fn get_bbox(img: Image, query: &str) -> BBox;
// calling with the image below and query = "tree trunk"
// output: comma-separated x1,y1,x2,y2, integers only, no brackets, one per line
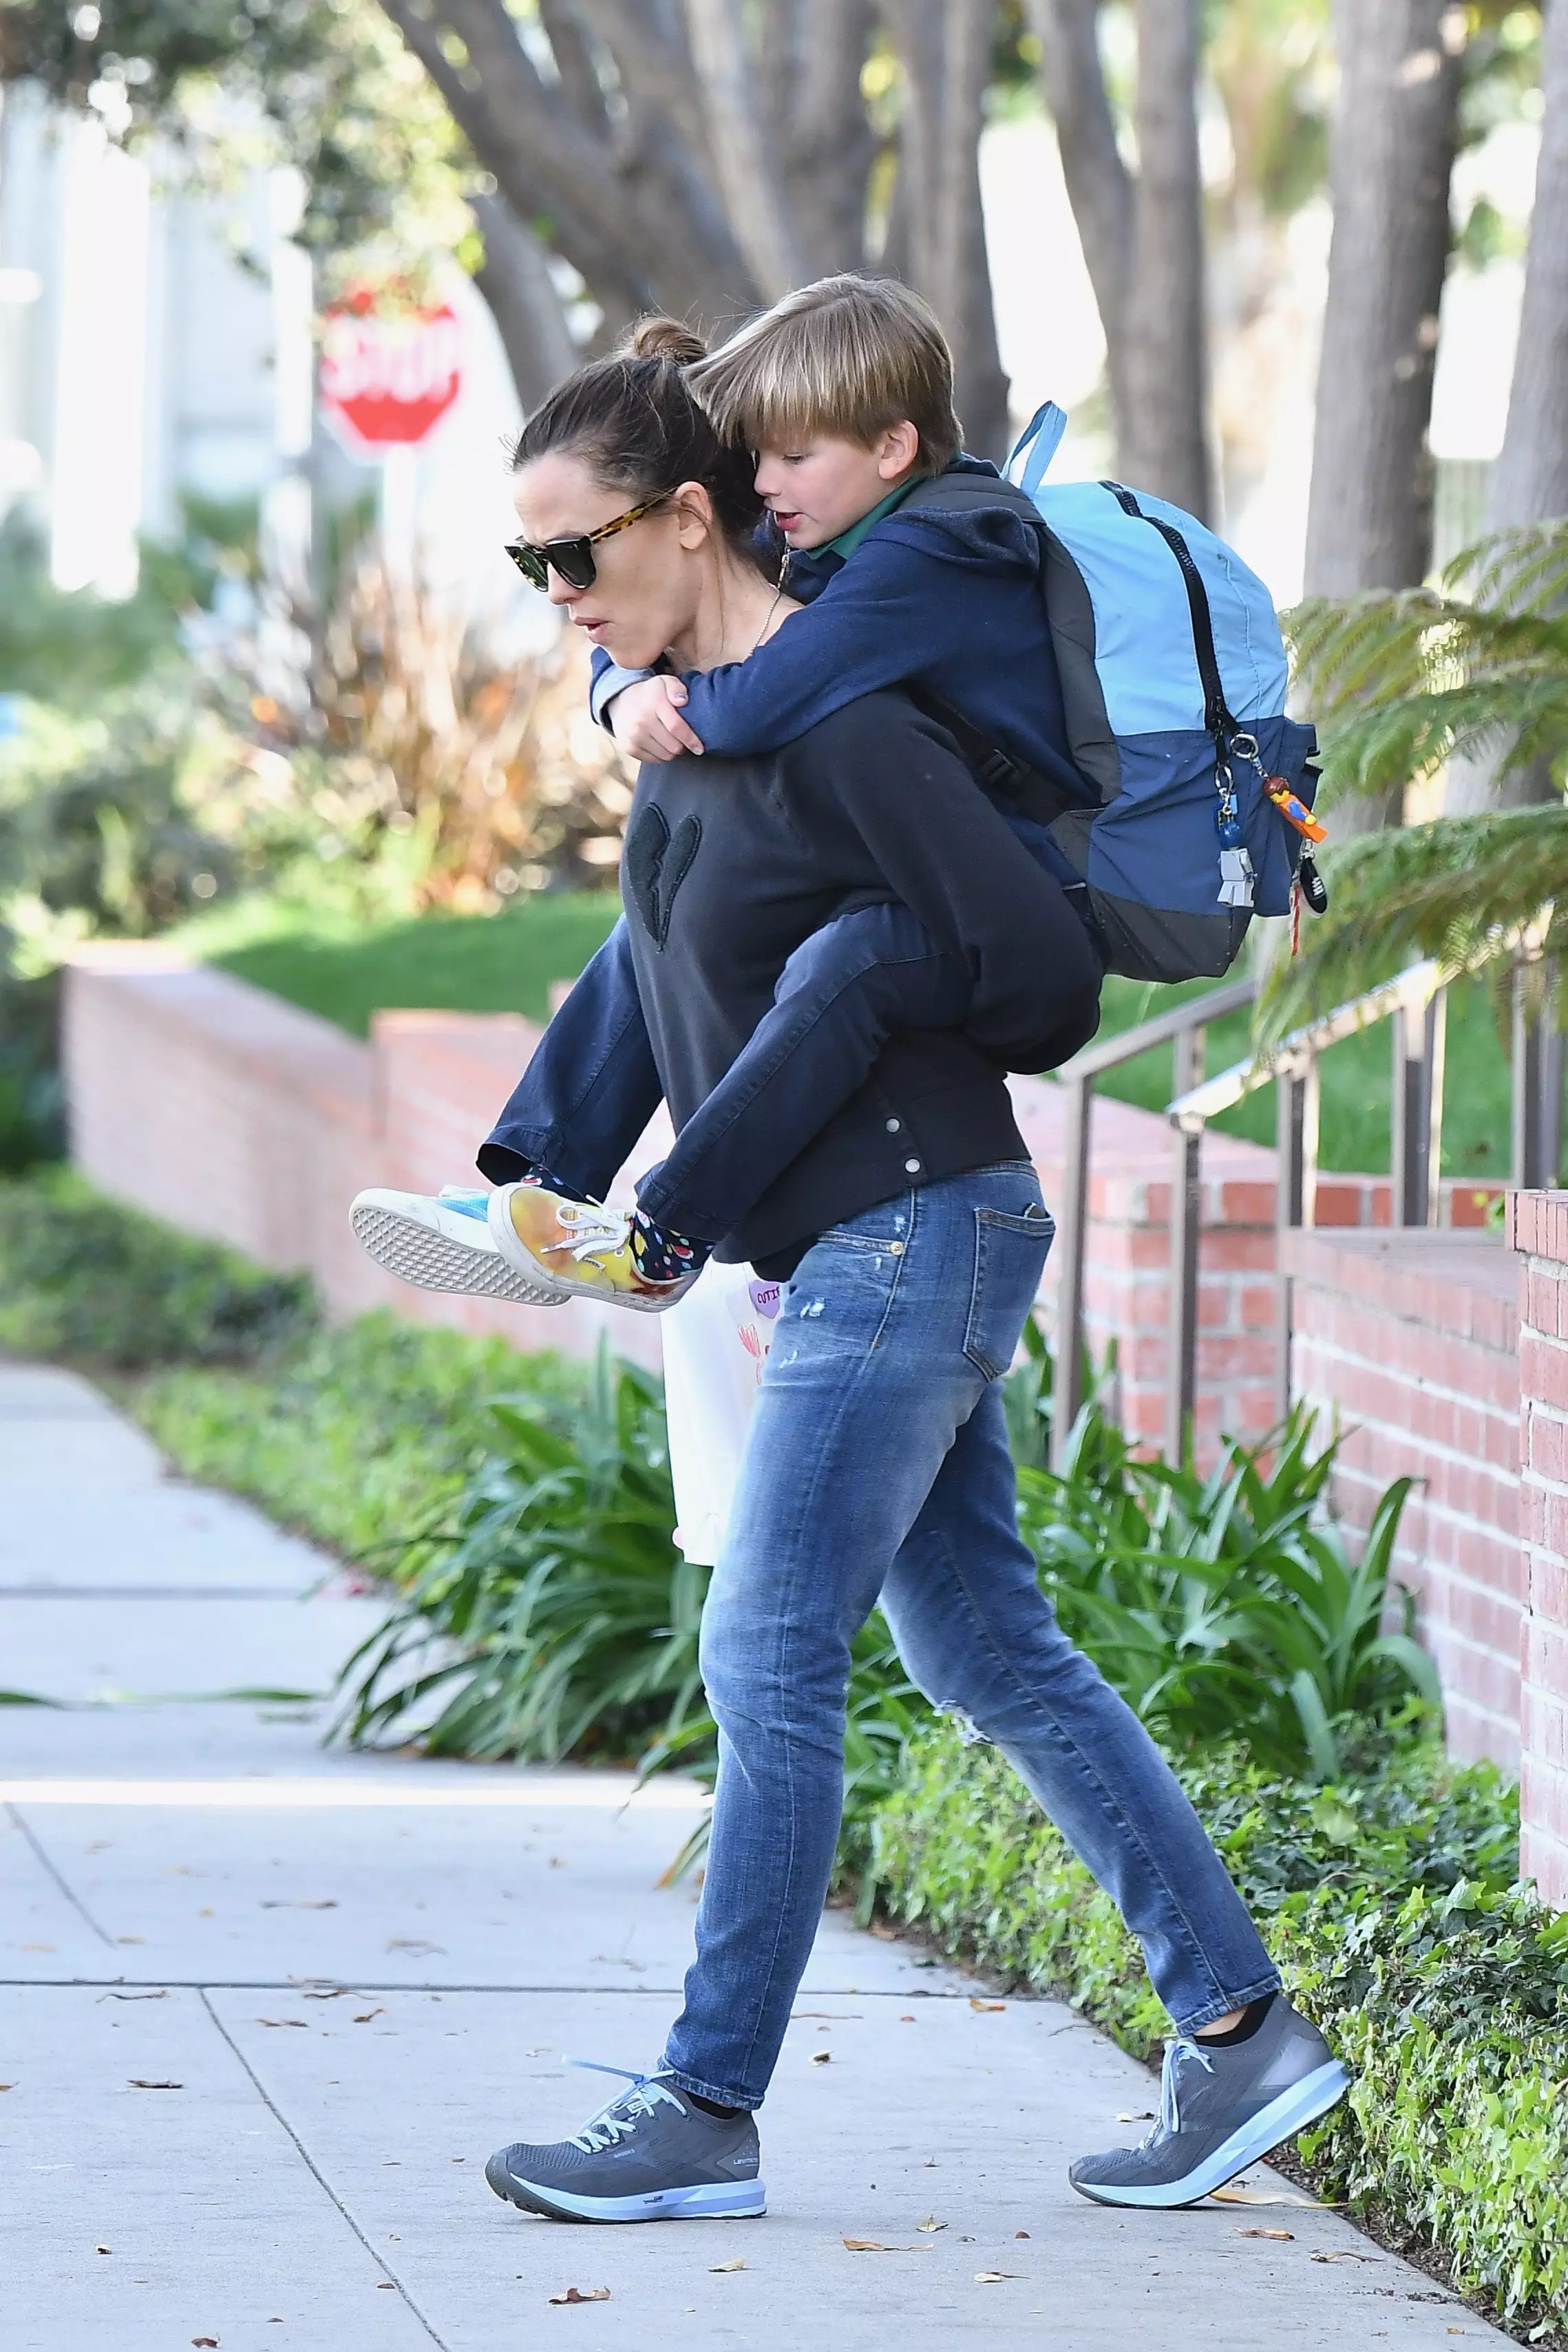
761,0,878,279
1028,0,1132,436
1122,0,1211,517
1030,0,1209,509
1445,0,1568,817
469,190,579,415
1304,0,1465,598
884,0,1012,459
684,0,809,297
1490,0,1568,530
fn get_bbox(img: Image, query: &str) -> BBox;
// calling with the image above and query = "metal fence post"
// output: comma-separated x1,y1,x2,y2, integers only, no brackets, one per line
1513,954,1564,1190
1050,1074,1092,1473
1164,1024,1205,1465
1391,982,1446,1226
1275,1054,1320,1422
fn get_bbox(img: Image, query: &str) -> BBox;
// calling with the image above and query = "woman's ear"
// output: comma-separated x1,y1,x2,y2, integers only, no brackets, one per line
671,481,717,550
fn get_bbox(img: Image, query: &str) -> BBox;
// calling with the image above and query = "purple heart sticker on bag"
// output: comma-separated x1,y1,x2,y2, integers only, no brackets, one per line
748,1280,782,1320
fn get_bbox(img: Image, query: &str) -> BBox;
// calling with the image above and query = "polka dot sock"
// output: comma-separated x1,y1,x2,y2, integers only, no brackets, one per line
628,1209,712,1287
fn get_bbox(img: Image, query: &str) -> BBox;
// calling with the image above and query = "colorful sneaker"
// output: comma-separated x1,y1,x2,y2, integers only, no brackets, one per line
486,2060,765,2225
490,1184,701,1314
348,1185,568,1307
1068,1995,1350,2209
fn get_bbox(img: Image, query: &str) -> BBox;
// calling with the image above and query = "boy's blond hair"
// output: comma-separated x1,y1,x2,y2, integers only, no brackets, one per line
690,275,962,472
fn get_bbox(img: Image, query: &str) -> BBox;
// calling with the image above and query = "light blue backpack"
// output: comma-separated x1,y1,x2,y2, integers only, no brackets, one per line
911,401,1322,984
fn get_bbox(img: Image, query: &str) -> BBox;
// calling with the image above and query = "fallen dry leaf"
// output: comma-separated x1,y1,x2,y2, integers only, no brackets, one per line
1116,2110,1156,2123
868,1924,898,1940
900,2013,915,2022
353,2011,385,2025
974,2271,1020,2283
259,1899,337,1910
95,2245,110,2254
100,1990,167,2002
1311,2250,1375,2265
842,2238,931,2254
916,2216,946,2234
257,2019,308,2030
1209,2186,1326,2209
709,2257,746,2273
128,2079,182,2090
1015,2230,1030,2240
968,1998,1006,2013
1236,2227,1295,2241
547,2287,610,2305
809,2050,832,2064
192,2338,219,2347
0,2084,12,2092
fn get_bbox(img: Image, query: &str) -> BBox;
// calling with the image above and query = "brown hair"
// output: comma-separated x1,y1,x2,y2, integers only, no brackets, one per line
690,275,962,472
511,319,769,566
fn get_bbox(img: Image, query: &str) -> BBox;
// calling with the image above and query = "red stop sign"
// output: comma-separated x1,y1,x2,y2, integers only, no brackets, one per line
319,303,461,454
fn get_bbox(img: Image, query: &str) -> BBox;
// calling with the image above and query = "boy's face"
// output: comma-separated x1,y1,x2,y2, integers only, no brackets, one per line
754,422,922,550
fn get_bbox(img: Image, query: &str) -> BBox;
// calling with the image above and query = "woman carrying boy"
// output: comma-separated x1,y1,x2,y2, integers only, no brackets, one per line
352,285,1348,2221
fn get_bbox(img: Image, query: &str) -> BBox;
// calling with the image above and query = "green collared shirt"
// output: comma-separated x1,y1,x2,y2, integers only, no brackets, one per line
823,474,927,561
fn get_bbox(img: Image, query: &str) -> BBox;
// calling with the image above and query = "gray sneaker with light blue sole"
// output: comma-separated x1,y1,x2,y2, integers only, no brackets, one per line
486,2060,765,2225
1069,1995,1350,2209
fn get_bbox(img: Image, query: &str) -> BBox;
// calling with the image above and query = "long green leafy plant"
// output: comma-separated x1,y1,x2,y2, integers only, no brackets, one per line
1018,1401,1440,1779
1265,520,1568,1032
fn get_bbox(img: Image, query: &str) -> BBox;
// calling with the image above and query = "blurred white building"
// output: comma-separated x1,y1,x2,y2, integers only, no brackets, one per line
0,83,529,628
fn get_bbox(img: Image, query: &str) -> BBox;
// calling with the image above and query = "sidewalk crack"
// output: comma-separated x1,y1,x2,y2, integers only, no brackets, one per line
6,1801,116,1947
197,1989,450,2351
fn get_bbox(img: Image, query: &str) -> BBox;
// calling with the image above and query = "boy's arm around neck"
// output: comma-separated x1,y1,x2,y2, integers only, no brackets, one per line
675,522,1034,758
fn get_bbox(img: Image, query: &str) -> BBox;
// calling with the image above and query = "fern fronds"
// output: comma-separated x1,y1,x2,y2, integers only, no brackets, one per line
1284,520,1568,810
1256,803,1568,1041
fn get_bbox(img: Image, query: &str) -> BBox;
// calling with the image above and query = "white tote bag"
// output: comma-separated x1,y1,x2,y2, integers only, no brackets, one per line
660,1262,783,1565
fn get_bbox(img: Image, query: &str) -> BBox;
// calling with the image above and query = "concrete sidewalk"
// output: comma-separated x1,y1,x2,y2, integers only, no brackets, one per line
1,1362,1501,2351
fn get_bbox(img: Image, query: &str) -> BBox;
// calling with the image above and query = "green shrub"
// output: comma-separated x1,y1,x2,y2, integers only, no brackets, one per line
137,1312,584,1570
0,1168,312,1368
869,1719,1565,2339
335,1347,698,1759
1020,1402,1439,1779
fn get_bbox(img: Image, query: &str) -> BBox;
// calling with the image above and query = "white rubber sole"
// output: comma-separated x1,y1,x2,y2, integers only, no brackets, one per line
349,1189,566,1308
1069,2059,1351,2210
500,2174,766,2224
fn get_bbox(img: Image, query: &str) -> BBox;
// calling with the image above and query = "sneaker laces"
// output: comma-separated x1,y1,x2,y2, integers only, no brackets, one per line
564,2057,684,2152
1151,2035,1215,2141
537,1200,631,1267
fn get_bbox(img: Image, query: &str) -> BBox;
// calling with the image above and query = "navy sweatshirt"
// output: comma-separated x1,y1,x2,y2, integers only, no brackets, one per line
619,694,1101,1268
589,456,1096,812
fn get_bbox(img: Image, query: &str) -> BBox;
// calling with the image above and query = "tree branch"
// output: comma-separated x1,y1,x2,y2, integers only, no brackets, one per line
469,186,580,414
1027,0,1133,421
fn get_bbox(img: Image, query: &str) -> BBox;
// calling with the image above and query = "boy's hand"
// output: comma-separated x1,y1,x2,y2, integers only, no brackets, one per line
608,675,706,761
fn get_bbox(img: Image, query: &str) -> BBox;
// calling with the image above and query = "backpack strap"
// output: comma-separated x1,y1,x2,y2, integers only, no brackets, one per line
907,688,1078,830
1100,483,1243,751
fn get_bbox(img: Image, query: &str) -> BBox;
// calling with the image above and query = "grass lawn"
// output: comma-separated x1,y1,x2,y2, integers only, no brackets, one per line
185,893,1513,1179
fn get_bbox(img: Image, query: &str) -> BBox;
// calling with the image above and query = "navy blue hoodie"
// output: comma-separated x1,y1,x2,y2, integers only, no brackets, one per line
588,456,1096,813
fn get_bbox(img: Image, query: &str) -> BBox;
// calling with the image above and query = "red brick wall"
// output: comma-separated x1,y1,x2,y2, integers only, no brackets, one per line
1511,1190,1568,1908
1286,1228,1522,1767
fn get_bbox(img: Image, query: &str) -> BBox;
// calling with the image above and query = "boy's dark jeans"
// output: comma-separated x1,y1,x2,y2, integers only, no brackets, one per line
478,904,977,1240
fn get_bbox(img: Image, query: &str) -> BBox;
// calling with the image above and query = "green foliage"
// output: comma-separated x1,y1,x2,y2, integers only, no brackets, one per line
1274,523,1568,1027
1019,1404,1440,1778
335,1347,695,1761
869,1721,1565,2336
0,1168,312,1368
138,1313,582,1569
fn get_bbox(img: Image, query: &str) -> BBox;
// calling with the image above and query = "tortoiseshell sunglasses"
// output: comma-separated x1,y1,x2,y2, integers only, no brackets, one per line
504,491,671,591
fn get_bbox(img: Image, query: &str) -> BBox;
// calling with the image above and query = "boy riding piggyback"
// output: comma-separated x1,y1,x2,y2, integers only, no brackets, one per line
352,277,1104,1308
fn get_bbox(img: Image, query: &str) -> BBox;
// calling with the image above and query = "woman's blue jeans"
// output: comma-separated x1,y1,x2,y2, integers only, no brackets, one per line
659,1161,1279,2110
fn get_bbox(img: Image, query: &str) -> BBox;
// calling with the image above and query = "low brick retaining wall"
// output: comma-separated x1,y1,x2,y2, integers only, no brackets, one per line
60,943,1568,1899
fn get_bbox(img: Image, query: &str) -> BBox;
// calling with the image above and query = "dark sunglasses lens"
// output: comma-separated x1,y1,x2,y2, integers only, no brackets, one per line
546,539,597,591
505,542,549,591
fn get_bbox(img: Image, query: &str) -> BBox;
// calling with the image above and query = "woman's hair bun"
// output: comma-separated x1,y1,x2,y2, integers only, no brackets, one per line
630,316,708,366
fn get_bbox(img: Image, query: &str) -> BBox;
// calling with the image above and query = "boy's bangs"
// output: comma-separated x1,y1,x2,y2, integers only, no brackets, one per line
695,322,898,455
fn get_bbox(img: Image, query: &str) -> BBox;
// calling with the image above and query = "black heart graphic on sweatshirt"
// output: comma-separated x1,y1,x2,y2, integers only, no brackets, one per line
625,804,702,949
